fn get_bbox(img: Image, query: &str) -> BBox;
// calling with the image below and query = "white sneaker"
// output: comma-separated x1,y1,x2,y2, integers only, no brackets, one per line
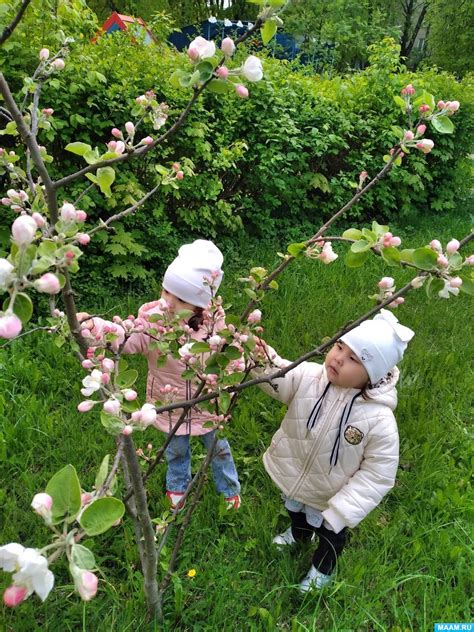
272,526,297,546
299,565,332,592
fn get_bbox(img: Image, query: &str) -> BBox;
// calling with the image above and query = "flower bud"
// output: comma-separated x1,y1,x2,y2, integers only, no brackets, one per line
176,170,184,180
216,66,229,79
446,100,460,112
75,570,99,601
31,493,53,522
77,233,90,246
111,128,122,138
0,313,22,339
429,239,442,251
11,215,37,245
122,425,133,435
188,45,200,61
446,239,460,254
416,124,426,136
42,108,54,117
1,197,12,206
378,277,394,289
449,277,462,288
39,48,50,61
77,400,95,412
51,58,65,70
141,136,153,145
81,359,94,369
35,273,61,294
75,210,87,222
415,139,434,154
466,255,474,266
114,141,125,155
404,130,414,141
123,389,137,401
32,212,45,227
437,254,449,267
60,202,76,222
389,236,401,247
247,309,262,324
103,399,121,415
437,100,446,110
221,37,235,57
419,104,430,113
125,121,135,136
411,276,425,289
101,357,114,372
235,84,249,98
3,585,28,607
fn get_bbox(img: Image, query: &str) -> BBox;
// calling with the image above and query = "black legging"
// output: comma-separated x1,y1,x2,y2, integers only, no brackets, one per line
288,509,348,575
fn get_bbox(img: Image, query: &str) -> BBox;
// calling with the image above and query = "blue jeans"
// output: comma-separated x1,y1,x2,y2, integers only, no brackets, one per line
164,430,240,497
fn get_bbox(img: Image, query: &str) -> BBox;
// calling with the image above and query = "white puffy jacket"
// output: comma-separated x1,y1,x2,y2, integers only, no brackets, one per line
256,347,400,533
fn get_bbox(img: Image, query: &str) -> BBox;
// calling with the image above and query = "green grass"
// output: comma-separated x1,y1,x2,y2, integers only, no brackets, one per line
0,214,473,631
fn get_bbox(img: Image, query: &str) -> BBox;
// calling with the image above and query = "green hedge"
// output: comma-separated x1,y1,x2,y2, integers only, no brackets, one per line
1,13,473,296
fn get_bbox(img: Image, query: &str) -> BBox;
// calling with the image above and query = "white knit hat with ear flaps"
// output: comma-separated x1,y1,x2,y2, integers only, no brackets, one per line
340,309,415,385
162,240,224,309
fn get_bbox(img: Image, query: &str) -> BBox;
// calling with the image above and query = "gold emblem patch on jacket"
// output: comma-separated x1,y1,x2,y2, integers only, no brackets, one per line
344,425,364,445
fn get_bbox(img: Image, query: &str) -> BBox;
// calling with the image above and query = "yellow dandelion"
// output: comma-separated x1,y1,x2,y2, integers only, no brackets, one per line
187,568,196,578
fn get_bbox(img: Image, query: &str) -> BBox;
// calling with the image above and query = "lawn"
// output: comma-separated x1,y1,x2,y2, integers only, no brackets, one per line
0,213,472,631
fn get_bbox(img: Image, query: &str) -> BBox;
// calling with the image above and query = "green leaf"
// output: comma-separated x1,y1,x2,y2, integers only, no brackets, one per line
412,247,438,270
244,288,257,300
169,69,189,89
261,19,277,45
425,276,445,298
345,250,369,268
381,247,402,266
4,292,33,324
196,61,214,82
361,228,377,243
350,239,371,253
287,242,307,257
190,342,211,354
100,411,124,435
400,249,414,263
459,275,474,296
393,95,406,110
342,228,362,240
219,391,231,414
83,148,100,165
115,369,138,388
94,454,110,491
79,497,125,536
225,345,242,360
45,465,82,524
71,544,96,570
431,115,454,135
65,142,92,156
371,221,389,236
15,244,36,276
95,167,115,197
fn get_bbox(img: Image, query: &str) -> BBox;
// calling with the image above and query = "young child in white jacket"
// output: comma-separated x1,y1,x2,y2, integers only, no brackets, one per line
256,309,414,592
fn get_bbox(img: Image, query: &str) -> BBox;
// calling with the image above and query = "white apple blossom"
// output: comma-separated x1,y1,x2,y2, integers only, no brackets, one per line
188,36,216,60
241,55,263,82
438,279,460,299
81,369,103,396
0,545,54,602
0,258,14,290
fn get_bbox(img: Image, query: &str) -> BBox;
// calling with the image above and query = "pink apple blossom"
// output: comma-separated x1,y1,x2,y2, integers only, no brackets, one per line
12,215,37,245
235,84,249,98
221,37,235,57
188,36,215,60
114,141,125,154
319,241,338,263
3,585,28,607
446,239,460,254
446,100,460,112
415,139,434,154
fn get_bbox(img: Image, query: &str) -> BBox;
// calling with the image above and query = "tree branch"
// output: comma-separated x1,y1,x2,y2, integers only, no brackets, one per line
0,0,31,46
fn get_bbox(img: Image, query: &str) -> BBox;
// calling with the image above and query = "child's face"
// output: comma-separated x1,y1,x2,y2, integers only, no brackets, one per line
325,341,369,389
161,289,196,315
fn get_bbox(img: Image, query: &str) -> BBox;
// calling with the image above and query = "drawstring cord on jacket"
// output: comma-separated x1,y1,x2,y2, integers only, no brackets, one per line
306,382,331,430
329,390,363,470
305,382,363,470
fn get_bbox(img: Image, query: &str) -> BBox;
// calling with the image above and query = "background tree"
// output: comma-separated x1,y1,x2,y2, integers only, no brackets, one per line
425,0,474,75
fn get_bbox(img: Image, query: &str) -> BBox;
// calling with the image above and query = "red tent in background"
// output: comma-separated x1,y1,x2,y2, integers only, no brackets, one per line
98,11,156,44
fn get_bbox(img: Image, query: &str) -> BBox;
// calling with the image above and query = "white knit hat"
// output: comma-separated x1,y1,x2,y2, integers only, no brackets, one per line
340,309,415,384
162,240,224,308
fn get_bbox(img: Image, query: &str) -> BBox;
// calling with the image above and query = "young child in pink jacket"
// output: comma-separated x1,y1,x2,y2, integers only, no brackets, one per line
255,310,414,592
80,240,240,510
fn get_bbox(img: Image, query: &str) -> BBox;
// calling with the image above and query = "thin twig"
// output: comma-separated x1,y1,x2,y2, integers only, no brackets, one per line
0,0,31,46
